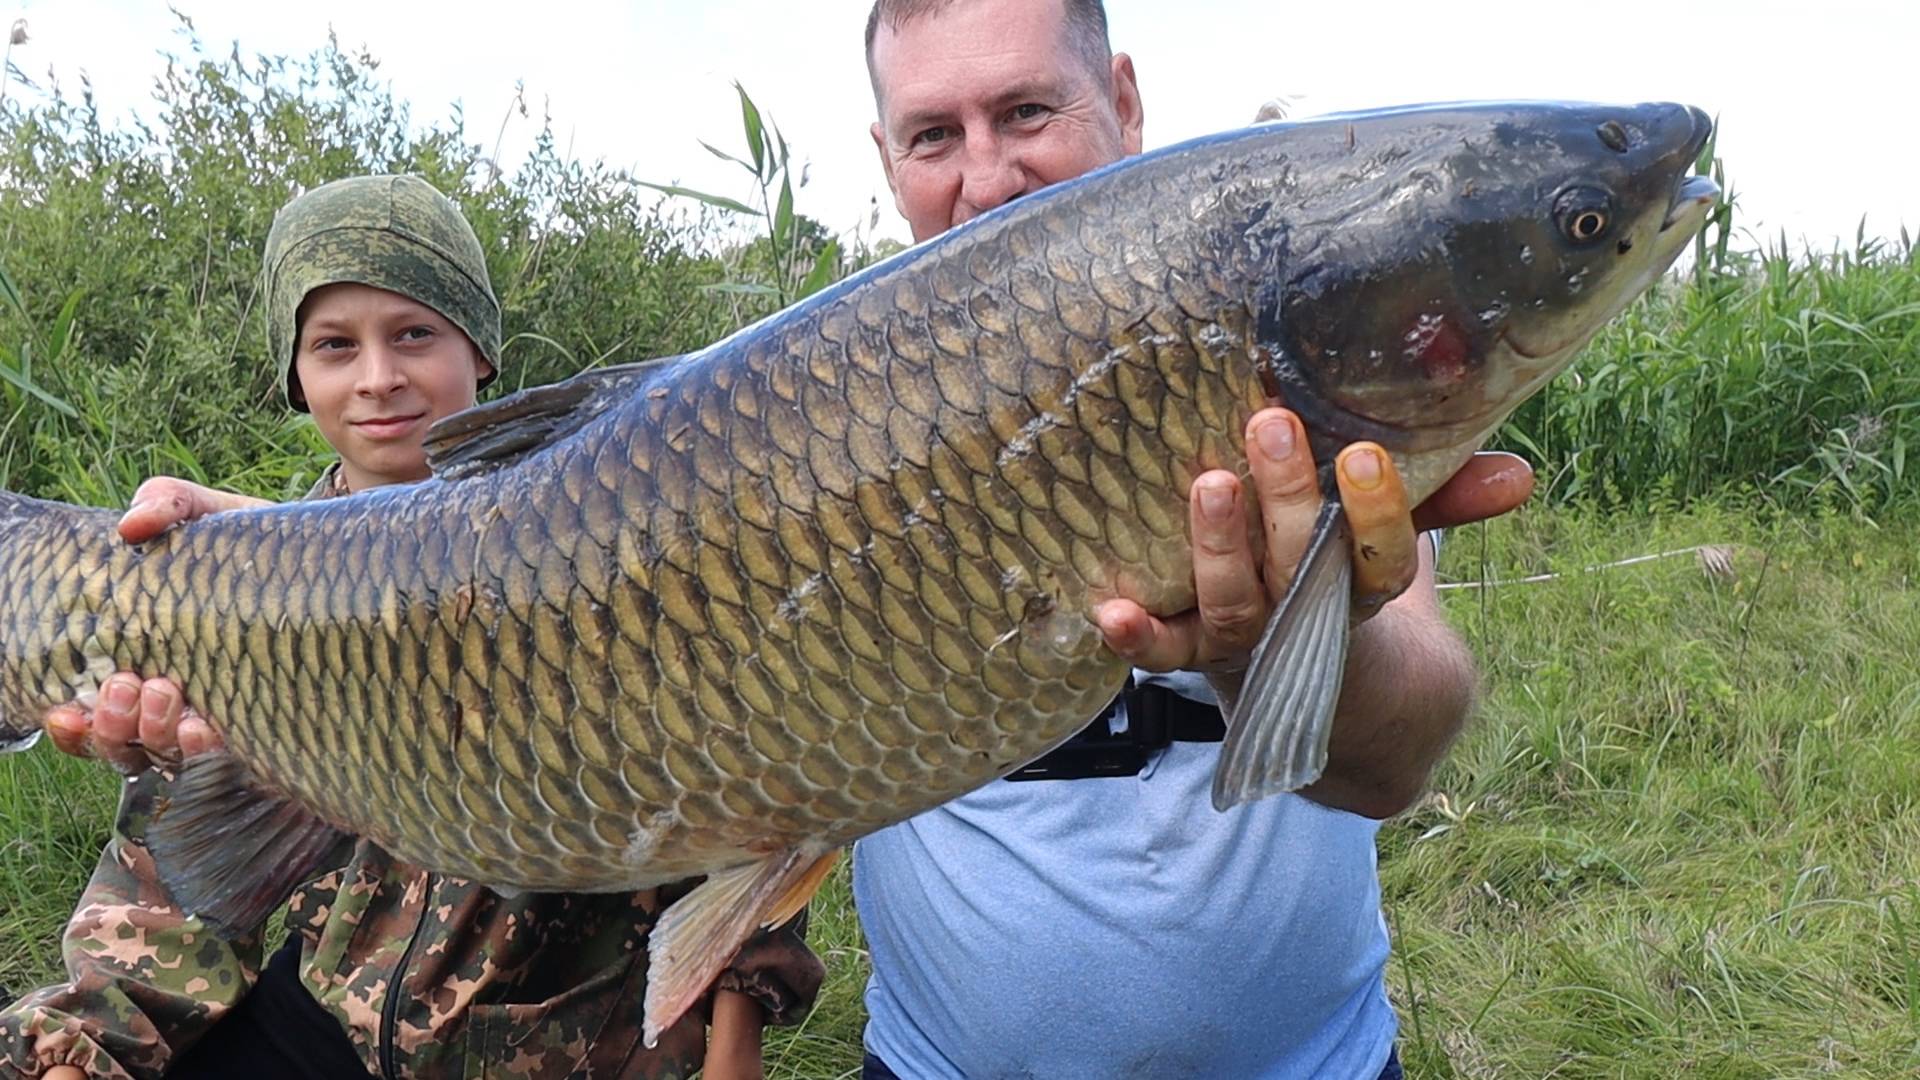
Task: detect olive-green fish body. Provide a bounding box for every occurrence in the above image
[0,99,1719,1042]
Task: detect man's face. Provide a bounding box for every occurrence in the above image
[868,0,1143,243]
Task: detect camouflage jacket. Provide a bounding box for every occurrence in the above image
[0,463,825,1079]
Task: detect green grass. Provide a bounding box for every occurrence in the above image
[1389,503,1920,1077]
[2,22,1916,1076]
[8,501,1916,1078]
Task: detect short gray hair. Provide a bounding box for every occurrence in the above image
[864,0,1113,103]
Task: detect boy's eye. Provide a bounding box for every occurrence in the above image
[399,326,435,342]
[310,336,352,352]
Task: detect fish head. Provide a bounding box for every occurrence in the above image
[1252,101,1719,451]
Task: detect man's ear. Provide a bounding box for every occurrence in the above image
[1110,52,1144,155]
[871,121,906,219]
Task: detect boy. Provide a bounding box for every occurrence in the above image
[1,174,820,1080]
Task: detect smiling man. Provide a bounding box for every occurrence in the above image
[850,1,1535,1078]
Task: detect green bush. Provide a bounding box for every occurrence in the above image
[0,22,792,504]
[1496,235,1917,519]
[0,23,1911,520]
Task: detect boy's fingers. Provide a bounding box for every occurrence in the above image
[178,711,224,758]
[44,705,92,758]
[93,673,153,775]
[137,679,187,765]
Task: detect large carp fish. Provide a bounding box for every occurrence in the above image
[1,100,1718,1041]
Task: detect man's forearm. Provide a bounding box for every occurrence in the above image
[1203,536,1480,819]
[1301,591,1479,818]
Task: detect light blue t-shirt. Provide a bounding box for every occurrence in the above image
[853,669,1397,1080]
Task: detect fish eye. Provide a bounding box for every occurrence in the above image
[1554,187,1614,246]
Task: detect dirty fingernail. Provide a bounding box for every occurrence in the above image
[104,677,139,713]
[1257,417,1294,461]
[1345,448,1383,491]
[141,684,169,718]
[1198,480,1234,522]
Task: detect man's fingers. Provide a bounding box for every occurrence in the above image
[1095,599,1204,673]
[1410,451,1535,531]
[1336,444,1419,616]
[1188,470,1270,656]
[137,679,187,765]
[1243,408,1321,602]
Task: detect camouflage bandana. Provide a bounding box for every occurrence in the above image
[263,174,503,412]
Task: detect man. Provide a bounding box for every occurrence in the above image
[853,2,1533,1077]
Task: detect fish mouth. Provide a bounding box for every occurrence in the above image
[1661,105,1719,231]
[1663,175,1721,231]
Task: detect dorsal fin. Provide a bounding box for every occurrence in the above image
[424,356,685,480]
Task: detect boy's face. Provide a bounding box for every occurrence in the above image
[292,282,495,491]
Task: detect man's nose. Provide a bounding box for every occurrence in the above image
[957,139,1025,218]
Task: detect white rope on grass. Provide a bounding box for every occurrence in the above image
[1436,544,1738,590]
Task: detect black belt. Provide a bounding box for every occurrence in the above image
[1004,678,1225,782]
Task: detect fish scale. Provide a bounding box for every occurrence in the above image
[3,162,1219,890]
[1,100,1719,1041]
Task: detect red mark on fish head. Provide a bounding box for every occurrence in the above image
[1403,313,1471,386]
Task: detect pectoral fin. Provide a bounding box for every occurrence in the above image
[643,847,838,1047]
[1210,500,1353,811]
[146,752,352,934]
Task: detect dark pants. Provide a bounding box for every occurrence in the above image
[166,937,373,1079]
[862,1046,1405,1079]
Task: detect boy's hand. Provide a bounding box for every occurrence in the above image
[39,476,258,770]
[117,476,271,543]
[702,989,766,1080]
[43,672,222,774]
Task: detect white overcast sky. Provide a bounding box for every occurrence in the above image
[4,1,1911,253]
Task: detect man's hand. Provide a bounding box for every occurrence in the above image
[39,477,257,769]
[1409,450,1535,533]
[41,1068,84,1080]
[1094,407,1533,674]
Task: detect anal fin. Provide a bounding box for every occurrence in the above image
[644,847,837,1047]
[761,849,840,930]
[147,752,351,935]
[1211,500,1353,811]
